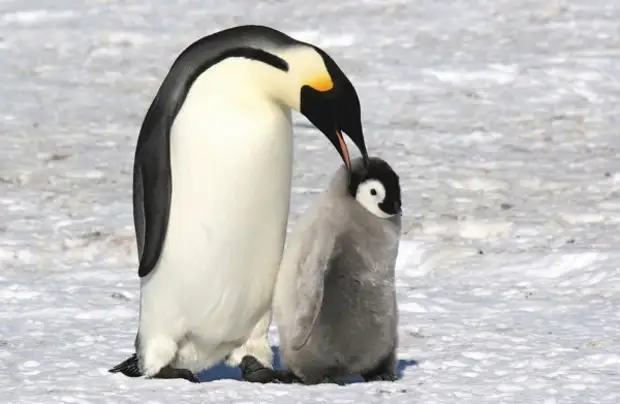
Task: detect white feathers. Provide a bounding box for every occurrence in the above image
[355,179,393,219]
[137,56,294,374]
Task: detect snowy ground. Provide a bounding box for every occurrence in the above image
[1,0,620,402]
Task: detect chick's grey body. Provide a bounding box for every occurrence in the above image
[274,157,401,384]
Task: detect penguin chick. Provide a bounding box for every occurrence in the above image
[272,156,402,385]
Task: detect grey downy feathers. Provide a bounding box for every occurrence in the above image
[273,156,402,384]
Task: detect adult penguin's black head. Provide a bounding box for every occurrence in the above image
[296,46,369,172]
[173,25,371,172]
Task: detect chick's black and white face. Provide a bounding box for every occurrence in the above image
[349,157,402,219]
[355,179,394,218]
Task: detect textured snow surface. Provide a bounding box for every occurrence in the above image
[1,0,620,403]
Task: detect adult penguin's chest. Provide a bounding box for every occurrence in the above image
[150,74,295,325]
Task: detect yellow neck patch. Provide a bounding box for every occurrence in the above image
[306,74,334,92]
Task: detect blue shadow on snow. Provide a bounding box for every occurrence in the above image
[197,346,418,383]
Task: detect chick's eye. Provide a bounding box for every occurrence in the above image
[370,188,377,196]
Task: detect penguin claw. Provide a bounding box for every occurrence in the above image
[151,366,201,383]
[363,372,398,382]
[182,373,201,383]
[273,371,303,384]
[239,355,281,383]
[321,377,345,385]
[239,355,301,384]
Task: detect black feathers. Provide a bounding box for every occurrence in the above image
[109,354,143,378]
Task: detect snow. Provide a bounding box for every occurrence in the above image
[1,0,620,402]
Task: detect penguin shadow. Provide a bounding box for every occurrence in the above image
[197,346,285,382]
[196,359,244,382]
[197,346,418,383]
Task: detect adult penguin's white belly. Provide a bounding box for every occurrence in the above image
[138,62,293,373]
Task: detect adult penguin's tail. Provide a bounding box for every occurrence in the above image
[109,353,142,377]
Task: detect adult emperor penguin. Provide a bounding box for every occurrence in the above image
[270,156,402,385]
[108,25,369,383]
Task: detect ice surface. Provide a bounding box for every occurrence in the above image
[1,0,620,402]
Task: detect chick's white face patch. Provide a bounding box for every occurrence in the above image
[355,179,393,218]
